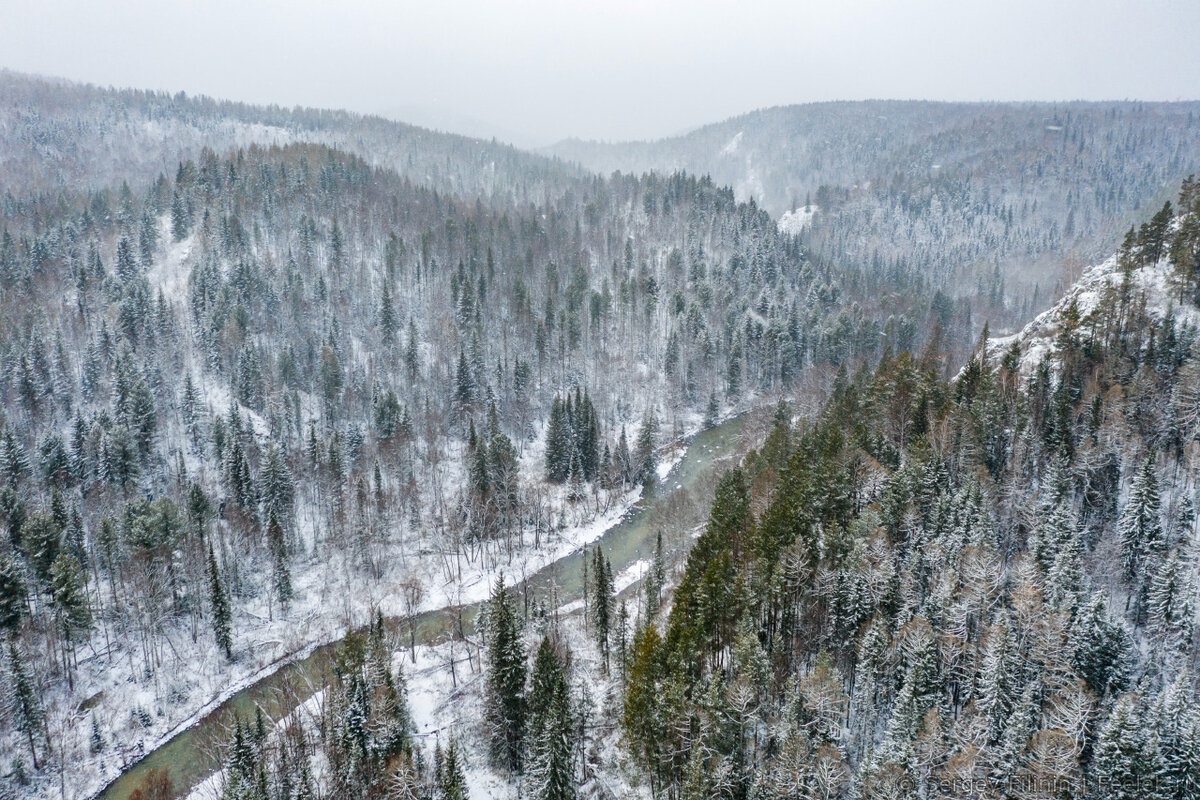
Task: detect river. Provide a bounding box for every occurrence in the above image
[94,412,751,800]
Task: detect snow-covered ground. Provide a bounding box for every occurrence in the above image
[185,578,654,800]
[777,204,818,237]
[39,397,691,800]
[45,470,649,800]
[985,252,1199,375]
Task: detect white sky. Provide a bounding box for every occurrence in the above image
[2,0,1198,145]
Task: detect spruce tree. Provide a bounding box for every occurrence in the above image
[439,738,468,800]
[484,574,525,772]
[208,542,233,659]
[267,511,293,608]
[1148,552,1193,656]
[644,530,665,619]
[1069,595,1129,697]
[49,553,92,646]
[611,427,630,485]
[404,318,420,379]
[634,410,658,492]
[0,549,27,634]
[526,637,576,800]
[455,349,474,407]
[1120,456,1164,582]
[1092,695,1145,800]
[380,282,398,346]
[7,641,44,769]
[545,396,570,483]
[592,550,614,672]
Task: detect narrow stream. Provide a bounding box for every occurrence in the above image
[94,413,750,800]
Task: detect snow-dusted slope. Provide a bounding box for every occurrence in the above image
[986,252,1199,374]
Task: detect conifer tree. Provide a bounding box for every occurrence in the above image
[1120,456,1164,582]
[545,396,570,483]
[977,613,1017,740]
[644,531,665,619]
[50,553,92,649]
[1148,552,1193,656]
[439,738,468,800]
[455,349,474,408]
[615,426,632,486]
[7,641,44,769]
[404,318,420,379]
[0,549,27,634]
[21,510,62,585]
[1069,595,1129,697]
[1092,694,1146,800]
[634,409,658,492]
[484,574,525,772]
[526,637,576,800]
[267,511,292,608]
[592,549,614,672]
[380,282,398,346]
[623,623,665,791]
[208,542,233,659]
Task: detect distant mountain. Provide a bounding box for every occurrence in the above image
[0,70,581,199]
[376,102,547,149]
[548,100,1200,296]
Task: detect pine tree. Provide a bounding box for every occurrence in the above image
[484,574,525,772]
[208,543,233,659]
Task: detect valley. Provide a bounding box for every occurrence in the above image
[0,69,1198,800]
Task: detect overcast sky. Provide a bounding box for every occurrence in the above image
[2,0,1198,145]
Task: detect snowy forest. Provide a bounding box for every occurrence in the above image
[0,71,1198,800]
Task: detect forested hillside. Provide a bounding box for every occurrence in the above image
[550,101,1200,304]
[165,178,1200,800]
[0,129,948,798]
[618,178,1200,800]
[0,71,580,201]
